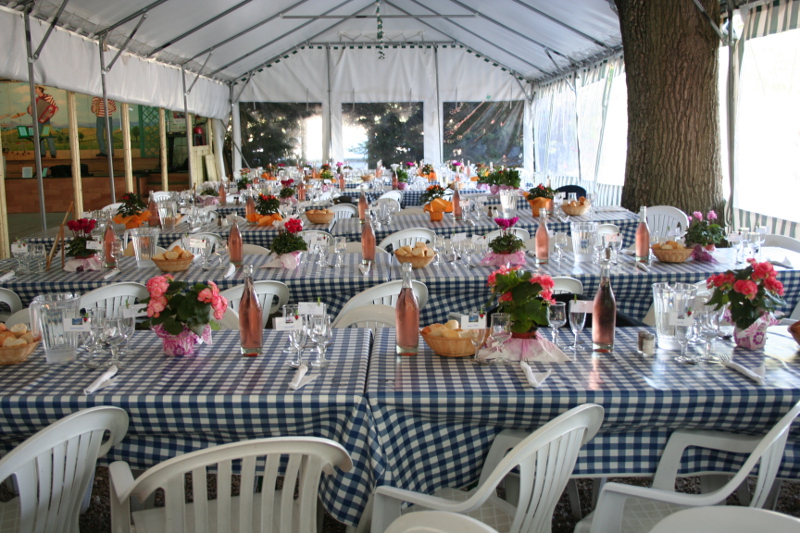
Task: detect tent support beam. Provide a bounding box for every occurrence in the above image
[159,108,168,191]
[434,46,442,163]
[147,0,254,58]
[281,14,476,19]
[186,51,213,94]
[233,72,254,103]
[209,0,359,77]
[98,37,116,203]
[96,0,169,36]
[509,0,613,50]
[106,13,148,72]
[690,0,727,42]
[32,0,70,60]
[229,84,251,171]
[308,41,455,47]
[181,66,195,188]
[66,91,83,218]
[326,46,333,162]
[24,6,48,230]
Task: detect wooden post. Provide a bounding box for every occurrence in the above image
[66,91,84,218]
[159,108,168,191]
[0,121,9,259]
[121,102,134,193]
[186,113,195,187]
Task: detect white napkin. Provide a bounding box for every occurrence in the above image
[84,365,118,395]
[635,262,650,273]
[595,206,629,213]
[261,257,284,269]
[724,361,766,385]
[224,264,236,278]
[289,364,319,390]
[103,269,120,280]
[520,362,552,388]
[0,270,15,282]
[358,263,372,276]
[771,256,794,269]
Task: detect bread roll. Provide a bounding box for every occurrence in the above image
[445,320,460,330]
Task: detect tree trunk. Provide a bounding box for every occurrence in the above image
[616,0,724,216]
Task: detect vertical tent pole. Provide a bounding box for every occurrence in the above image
[24,8,48,230]
[181,67,195,187]
[726,5,737,228]
[434,45,442,164]
[326,46,333,163]
[121,102,134,192]
[158,108,168,191]
[0,115,9,259]
[66,91,83,218]
[98,37,116,202]
[593,63,615,185]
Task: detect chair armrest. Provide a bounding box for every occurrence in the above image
[652,430,761,490]
[108,461,136,503]
[371,485,492,533]
[477,429,528,488]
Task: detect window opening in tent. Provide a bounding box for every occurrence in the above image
[443,101,523,167]
[342,102,424,169]
[238,102,322,167]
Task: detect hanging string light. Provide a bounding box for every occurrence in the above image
[376,1,385,59]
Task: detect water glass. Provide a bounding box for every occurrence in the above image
[309,314,333,368]
[29,244,46,273]
[548,302,567,346]
[82,307,106,370]
[554,232,568,265]
[604,233,622,264]
[284,305,306,368]
[569,300,586,349]
[334,237,347,268]
[696,304,723,362]
[488,313,512,364]
[103,316,134,369]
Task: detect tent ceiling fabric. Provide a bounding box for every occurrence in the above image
[3,0,622,83]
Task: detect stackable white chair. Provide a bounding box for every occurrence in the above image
[378,228,436,252]
[299,230,333,248]
[4,309,29,328]
[102,202,123,213]
[219,281,289,329]
[365,404,604,533]
[336,280,429,321]
[343,242,389,254]
[110,437,352,533]
[0,288,23,322]
[396,207,425,216]
[379,191,403,203]
[168,233,220,256]
[484,228,531,242]
[80,282,149,316]
[330,203,359,220]
[384,511,500,533]
[376,197,402,213]
[242,244,270,255]
[331,304,396,333]
[597,223,620,235]
[763,234,800,253]
[552,276,583,295]
[649,506,800,533]
[150,191,171,200]
[575,400,800,533]
[646,206,690,236]
[0,406,128,533]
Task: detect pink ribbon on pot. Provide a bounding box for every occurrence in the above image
[480,251,526,267]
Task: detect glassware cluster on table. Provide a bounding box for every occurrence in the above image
[282,304,333,369]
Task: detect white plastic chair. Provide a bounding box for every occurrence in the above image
[151,191,171,200]
[102,202,123,213]
[379,191,403,203]
[80,282,149,317]
[332,304,396,332]
[0,287,23,322]
[552,276,583,295]
[385,511,500,533]
[4,308,29,328]
[336,280,429,320]
[343,242,389,254]
[330,203,359,220]
[597,223,620,235]
[242,244,270,255]
[649,506,800,533]
[219,281,290,329]
[396,207,425,216]
[646,206,690,236]
[0,406,128,533]
[484,228,531,242]
[376,197,402,213]
[168,233,221,256]
[575,400,800,533]
[366,404,604,533]
[378,228,436,252]
[110,437,352,533]
[763,234,800,254]
[299,230,333,248]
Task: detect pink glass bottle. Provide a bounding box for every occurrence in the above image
[239,264,263,356]
[103,223,118,268]
[147,195,160,228]
[358,190,368,225]
[229,222,243,266]
[298,185,306,202]
[396,262,419,356]
[635,206,650,264]
[392,171,399,190]
[361,216,376,264]
[592,261,616,353]
[453,187,462,221]
[218,182,227,206]
[535,208,549,264]
[245,193,256,224]
[338,172,346,191]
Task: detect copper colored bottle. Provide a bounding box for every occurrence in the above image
[392,171,399,190]
[298,185,306,202]
[635,206,650,264]
[218,182,227,206]
[103,223,118,268]
[361,216,376,264]
[592,261,616,353]
[245,193,256,222]
[229,222,243,266]
[535,208,549,264]
[338,172,346,191]
[396,262,419,356]
[358,190,368,225]
[453,187,462,221]
[147,196,160,228]
[239,264,263,356]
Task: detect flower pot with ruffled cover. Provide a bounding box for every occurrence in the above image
[141,275,228,357]
[685,210,725,261]
[420,185,452,222]
[480,218,526,267]
[270,217,308,270]
[525,183,556,216]
[64,218,104,271]
[706,258,786,350]
[487,266,555,335]
[113,192,149,229]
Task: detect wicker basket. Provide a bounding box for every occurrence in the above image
[152,256,194,272]
[0,339,41,365]
[651,247,693,263]
[421,329,488,357]
[394,251,435,269]
[561,202,591,216]
[361,174,374,182]
[789,322,800,345]
[305,211,335,225]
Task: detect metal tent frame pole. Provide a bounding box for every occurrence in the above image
[98,37,117,202]
[24,7,47,230]
[181,66,194,187]
[434,45,442,164]
[326,46,333,162]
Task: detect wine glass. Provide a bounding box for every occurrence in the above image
[310,314,332,368]
[433,236,446,265]
[103,316,133,369]
[110,240,125,271]
[554,232,568,265]
[284,305,307,368]
[200,239,215,270]
[605,233,622,265]
[673,313,695,364]
[696,305,723,362]
[334,237,347,268]
[592,233,606,264]
[548,302,567,346]
[755,226,768,259]
[488,313,512,364]
[569,300,586,349]
[82,307,106,370]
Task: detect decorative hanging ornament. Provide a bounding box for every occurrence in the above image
[376,1,385,59]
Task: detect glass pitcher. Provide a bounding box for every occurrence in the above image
[652,282,698,350]
[570,222,599,263]
[30,293,82,363]
[123,228,160,268]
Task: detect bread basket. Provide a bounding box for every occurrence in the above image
[788,321,800,346]
[0,339,41,365]
[651,247,693,263]
[421,329,486,357]
[560,202,591,216]
[305,211,335,225]
[361,174,374,182]
[394,251,435,269]
[152,256,194,272]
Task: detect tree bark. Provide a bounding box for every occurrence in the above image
[616,0,724,215]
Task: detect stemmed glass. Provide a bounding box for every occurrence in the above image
[284,305,307,368]
[548,302,567,346]
[309,314,333,368]
[554,232,568,266]
[200,239,216,270]
[673,313,695,364]
[728,231,743,263]
[754,226,768,260]
[433,236,446,265]
[103,316,134,369]
[592,233,606,264]
[569,300,586,349]
[488,313,512,364]
[82,307,106,370]
[110,240,125,271]
[334,237,346,268]
[604,233,622,265]
[696,305,723,362]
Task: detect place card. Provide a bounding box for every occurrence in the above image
[668,313,693,327]
[85,240,103,251]
[452,233,467,242]
[11,243,28,254]
[186,237,207,249]
[461,313,487,330]
[312,235,329,247]
[180,207,190,215]
[63,317,90,332]
[81,211,92,219]
[298,302,325,316]
[569,300,593,313]
[471,235,485,243]
[273,316,304,331]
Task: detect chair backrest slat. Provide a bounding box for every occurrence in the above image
[260,454,282,533]
[191,466,209,533]
[217,460,233,533]
[238,456,257,533]
[278,455,303,533]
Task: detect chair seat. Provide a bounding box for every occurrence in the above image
[131,492,298,533]
[407,488,515,533]
[575,498,687,533]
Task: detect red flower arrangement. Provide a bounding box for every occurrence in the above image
[706,258,786,329]
[65,218,98,258]
[486,266,555,333]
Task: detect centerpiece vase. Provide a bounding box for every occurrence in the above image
[733,313,777,350]
[153,323,212,357]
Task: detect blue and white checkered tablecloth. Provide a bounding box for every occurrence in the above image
[0,252,392,319]
[365,327,800,504]
[0,328,375,526]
